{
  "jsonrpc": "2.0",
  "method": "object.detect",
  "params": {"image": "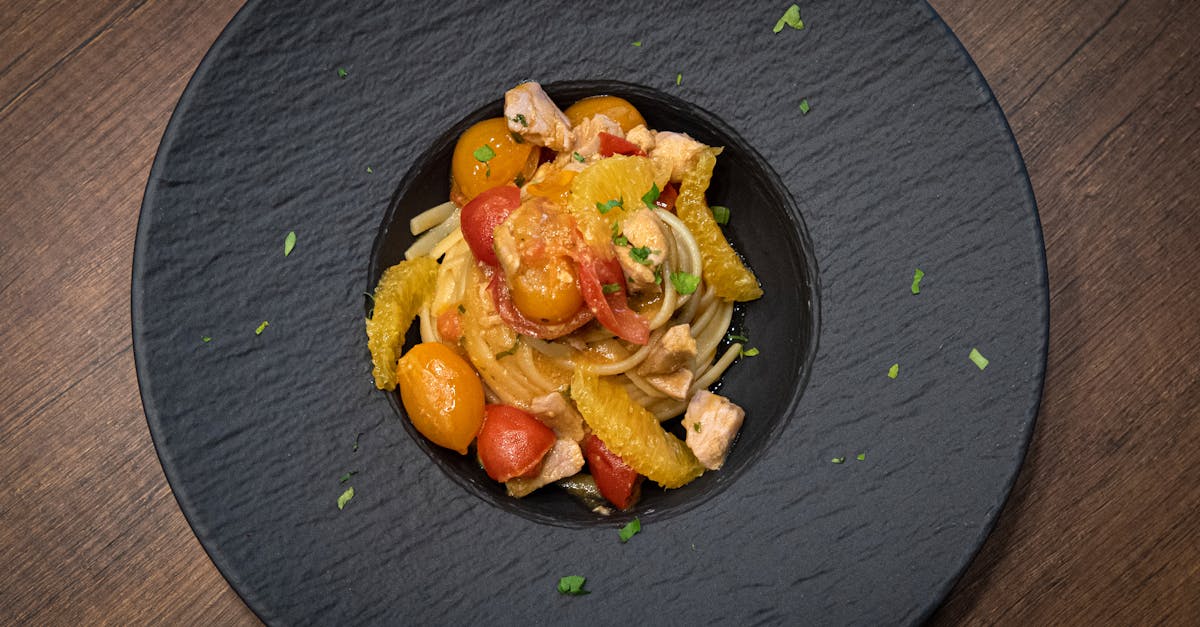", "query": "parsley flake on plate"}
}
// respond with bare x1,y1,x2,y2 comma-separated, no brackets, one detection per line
773,4,804,33
557,575,589,596
336,67,348,79
856,453,866,461
337,486,355,510
628,246,653,265
741,347,760,357
512,113,528,127
710,205,731,225
495,337,521,360
727,333,749,342
255,320,269,335
473,145,496,162
670,271,700,295
339,471,358,483
201,336,212,343
799,98,811,115
284,230,296,256
969,347,989,370
831,456,845,464
619,517,641,543
573,151,585,163
911,268,925,294
366,166,374,173
675,73,682,86
631,41,642,47
888,363,899,379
